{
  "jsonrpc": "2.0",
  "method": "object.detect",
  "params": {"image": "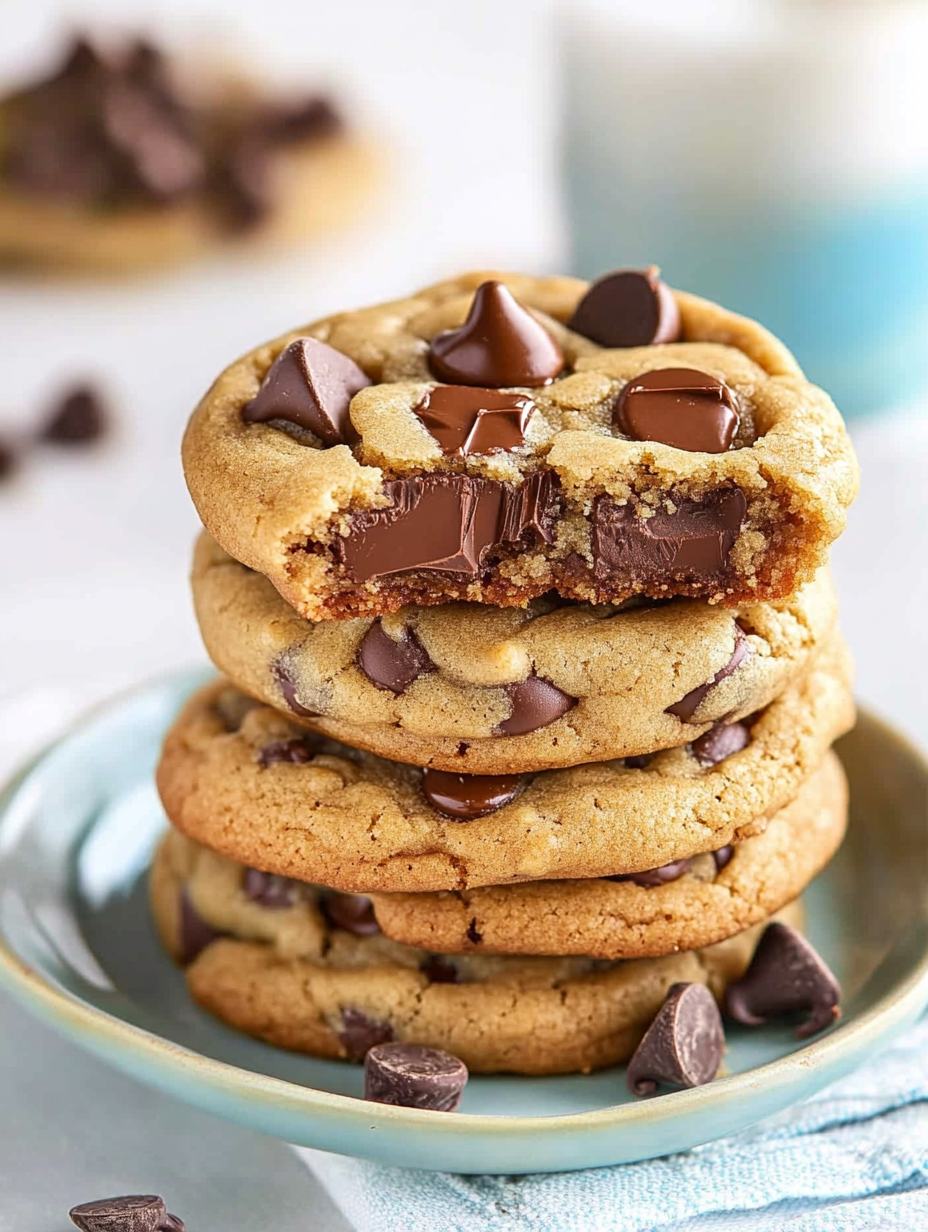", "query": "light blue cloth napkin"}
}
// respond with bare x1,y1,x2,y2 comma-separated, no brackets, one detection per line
299,1016,928,1231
